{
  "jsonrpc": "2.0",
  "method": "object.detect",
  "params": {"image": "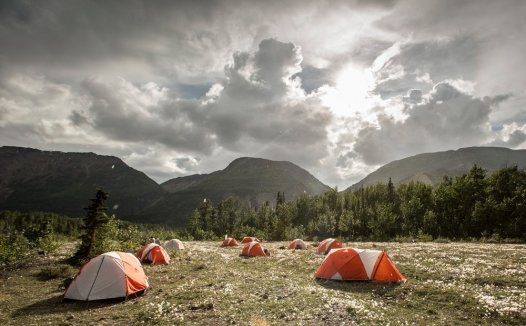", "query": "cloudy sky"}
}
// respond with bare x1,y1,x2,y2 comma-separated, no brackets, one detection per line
1,0,525,188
